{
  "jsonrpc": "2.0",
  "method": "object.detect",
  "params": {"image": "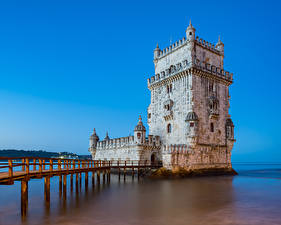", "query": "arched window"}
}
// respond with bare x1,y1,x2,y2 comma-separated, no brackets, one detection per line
210,123,214,132
167,105,170,111
167,84,173,94
167,124,172,133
